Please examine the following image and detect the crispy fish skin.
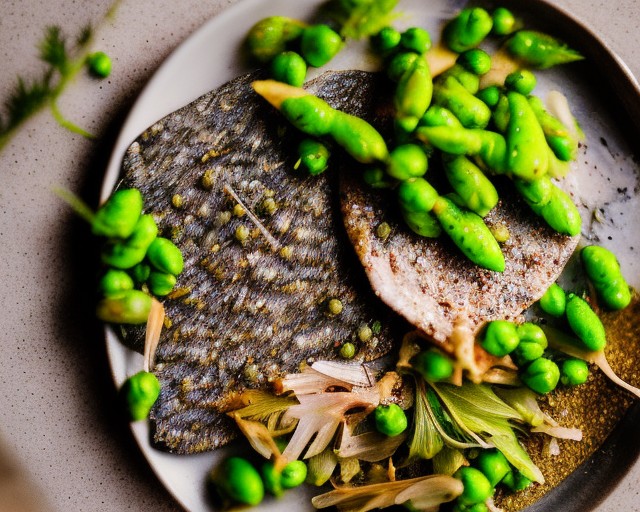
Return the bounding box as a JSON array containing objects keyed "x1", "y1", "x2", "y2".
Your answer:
[
  {"x1": 118, "y1": 71, "x2": 397, "y2": 454},
  {"x1": 340, "y1": 174, "x2": 580, "y2": 348}
]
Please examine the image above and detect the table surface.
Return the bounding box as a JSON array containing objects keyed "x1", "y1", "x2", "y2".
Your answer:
[{"x1": 1, "y1": 1, "x2": 639, "y2": 511}]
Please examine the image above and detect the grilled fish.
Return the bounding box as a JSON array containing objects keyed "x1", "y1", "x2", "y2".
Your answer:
[{"x1": 117, "y1": 71, "x2": 397, "y2": 454}]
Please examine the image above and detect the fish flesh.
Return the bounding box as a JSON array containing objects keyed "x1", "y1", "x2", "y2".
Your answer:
[
  {"x1": 340, "y1": 173, "x2": 580, "y2": 349},
  {"x1": 117, "y1": 70, "x2": 397, "y2": 454}
]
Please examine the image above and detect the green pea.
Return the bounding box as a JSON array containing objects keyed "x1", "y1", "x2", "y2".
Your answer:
[
  {"x1": 454, "y1": 466, "x2": 494, "y2": 505},
  {"x1": 387, "y1": 51, "x2": 419, "y2": 82},
  {"x1": 339, "y1": 342, "x2": 356, "y2": 359},
  {"x1": 98, "y1": 269, "x2": 134, "y2": 296},
  {"x1": 301, "y1": 24, "x2": 343, "y2": 67},
  {"x1": 120, "y1": 370, "x2": 160, "y2": 421},
  {"x1": 561, "y1": 358, "x2": 589, "y2": 386},
  {"x1": 442, "y1": 155, "x2": 498, "y2": 217},
  {"x1": 419, "y1": 105, "x2": 463, "y2": 129},
  {"x1": 504, "y1": 69, "x2": 537, "y2": 95},
  {"x1": 372, "y1": 26, "x2": 401, "y2": 54},
  {"x1": 402, "y1": 209, "x2": 442, "y2": 238},
  {"x1": 147, "y1": 237, "x2": 184, "y2": 275},
  {"x1": 432, "y1": 196, "x2": 505, "y2": 272},
  {"x1": 452, "y1": 503, "x2": 489, "y2": 512},
  {"x1": 281, "y1": 460, "x2": 308, "y2": 489},
  {"x1": 363, "y1": 167, "x2": 392, "y2": 189},
  {"x1": 502, "y1": 469, "x2": 532, "y2": 491},
  {"x1": 457, "y1": 49, "x2": 492, "y2": 76},
  {"x1": 539, "y1": 283, "x2": 566, "y2": 317},
  {"x1": 92, "y1": 188, "x2": 143, "y2": 239},
  {"x1": 565, "y1": 293, "x2": 607, "y2": 351},
  {"x1": 476, "y1": 86, "x2": 501, "y2": 108},
  {"x1": 96, "y1": 289, "x2": 152, "y2": 324},
  {"x1": 475, "y1": 449, "x2": 511, "y2": 487},
  {"x1": 374, "y1": 403, "x2": 408, "y2": 437},
  {"x1": 491, "y1": 7, "x2": 517, "y2": 36},
  {"x1": 481, "y1": 320, "x2": 519, "y2": 357},
  {"x1": 280, "y1": 95, "x2": 336, "y2": 137},
  {"x1": 212, "y1": 457, "x2": 264, "y2": 506},
  {"x1": 504, "y1": 30, "x2": 583, "y2": 69},
  {"x1": 260, "y1": 462, "x2": 283, "y2": 497},
  {"x1": 443, "y1": 7, "x2": 493, "y2": 53},
  {"x1": 512, "y1": 323, "x2": 547, "y2": 366},
  {"x1": 330, "y1": 111, "x2": 389, "y2": 163},
  {"x1": 246, "y1": 16, "x2": 305, "y2": 63},
  {"x1": 271, "y1": 51, "x2": 307, "y2": 87},
  {"x1": 581, "y1": 245, "x2": 631, "y2": 310},
  {"x1": 397, "y1": 177, "x2": 438, "y2": 213},
  {"x1": 296, "y1": 138, "x2": 330, "y2": 175},
  {"x1": 386, "y1": 144, "x2": 428, "y2": 180},
  {"x1": 130, "y1": 262, "x2": 151, "y2": 285},
  {"x1": 148, "y1": 271, "x2": 177, "y2": 297},
  {"x1": 102, "y1": 214, "x2": 158, "y2": 269},
  {"x1": 520, "y1": 357, "x2": 560, "y2": 394},
  {"x1": 87, "y1": 51, "x2": 112, "y2": 78},
  {"x1": 400, "y1": 27, "x2": 431, "y2": 54},
  {"x1": 412, "y1": 348, "x2": 454, "y2": 382}
]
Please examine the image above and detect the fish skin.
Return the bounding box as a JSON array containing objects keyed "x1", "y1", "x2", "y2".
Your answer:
[
  {"x1": 340, "y1": 173, "x2": 580, "y2": 348},
  {"x1": 117, "y1": 71, "x2": 397, "y2": 454}
]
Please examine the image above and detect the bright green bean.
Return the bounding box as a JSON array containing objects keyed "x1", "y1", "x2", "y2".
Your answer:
[
  {"x1": 301, "y1": 24, "x2": 343, "y2": 67},
  {"x1": 96, "y1": 289, "x2": 152, "y2": 324},
  {"x1": 280, "y1": 95, "x2": 337, "y2": 136},
  {"x1": 432, "y1": 196, "x2": 505, "y2": 272},
  {"x1": 481, "y1": 320, "x2": 519, "y2": 356},
  {"x1": 121, "y1": 370, "x2": 161, "y2": 421},
  {"x1": 476, "y1": 85, "x2": 501, "y2": 108},
  {"x1": 374, "y1": 403, "x2": 408, "y2": 436},
  {"x1": 581, "y1": 245, "x2": 631, "y2": 310},
  {"x1": 442, "y1": 154, "x2": 498, "y2": 217},
  {"x1": 296, "y1": 138, "x2": 330, "y2": 175},
  {"x1": 402, "y1": 209, "x2": 442, "y2": 237},
  {"x1": 147, "y1": 237, "x2": 184, "y2": 275},
  {"x1": 87, "y1": 51, "x2": 112, "y2": 78},
  {"x1": 565, "y1": 293, "x2": 607, "y2": 351},
  {"x1": 443, "y1": 7, "x2": 493, "y2": 53},
  {"x1": 520, "y1": 357, "x2": 560, "y2": 394},
  {"x1": 475, "y1": 449, "x2": 511, "y2": 487},
  {"x1": 102, "y1": 214, "x2": 159, "y2": 269},
  {"x1": 271, "y1": 51, "x2": 307, "y2": 87},
  {"x1": 454, "y1": 466, "x2": 494, "y2": 505},
  {"x1": 98, "y1": 269, "x2": 134, "y2": 296},
  {"x1": 433, "y1": 75, "x2": 491, "y2": 129},
  {"x1": 246, "y1": 16, "x2": 306, "y2": 63},
  {"x1": 491, "y1": 7, "x2": 517, "y2": 36},
  {"x1": 527, "y1": 95, "x2": 578, "y2": 162},
  {"x1": 212, "y1": 457, "x2": 264, "y2": 506},
  {"x1": 386, "y1": 144, "x2": 428, "y2": 180},
  {"x1": 394, "y1": 53, "x2": 433, "y2": 132},
  {"x1": 330, "y1": 110, "x2": 389, "y2": 163},
  {"x1": 148, "y1": 271, "x2": 177, "y2": 297},
  {"x1": 505, "y1": 30, "x2": 584, "y2": 69},
  {"x1": 504, "y1": 69, "x2": 537, "y2": 95},
  {"x1": 539, "y1": 282, "x2": 566, "y2": 317},
  {"x1": 372, "y1": 26, "x2": 401, "y2": 54},
  {"x1": 412, "y1": 348, "x2": 454, "y2": 382},
  {"x1": 512, "y1": 322, "x2": 548, "y2": 366},
  {"x1": 560, "y1": 358, "x2": 589, "y2": 386},
  {"x1": 397, "y1": 177, "x2": 438, "y2": 213},
  {"x1": 457, "y1": 48, "x2": 492, "y2": 76},
  {"x1": 419, "y1": 105, "x2": 463, "y2": 129},
  {"x1": 281, "y1": 460, "x2": 308, "y2": 489},
  {"x1": 260, "y1": 462, "x2": 284, "y2": 497},
  {"x1": 92, "y1": 188, "x2": 143, "y2": 239},
  {"x1": 399, "y1": 27, "x2": 432, "y2": 54}
]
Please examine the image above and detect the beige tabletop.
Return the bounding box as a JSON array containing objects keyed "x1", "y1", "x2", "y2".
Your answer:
[{"x1": 1, "y1": 1, "x2": 639, "y2": 511}]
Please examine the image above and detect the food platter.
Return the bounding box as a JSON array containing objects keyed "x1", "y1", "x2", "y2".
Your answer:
[{"x1": 102, "y1": 0, "x2": 640, "y2": 511}]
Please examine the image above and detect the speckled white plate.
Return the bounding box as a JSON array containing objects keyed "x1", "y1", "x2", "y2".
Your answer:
[{"x1": 103, "y1": 0, "x2": 640, "y2": 511}]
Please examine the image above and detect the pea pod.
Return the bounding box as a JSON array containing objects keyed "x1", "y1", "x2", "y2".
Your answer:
[
  {"x1": 254, "y1": 80, "x2": 388, "y2": 163},
  {"x1": 245, "y1": 16, "x2": 306, "y2": 63},
  {"x1": 394, "y1": 53, "x2": 433, "y2": 132},
  {"x1": 96, "y1": 289, "x2": 152, "y2": 324},
  {"x1": 504, "y1": 91, "x2": 549, "y2": 180},
  {"x1": 433, "y1": 75, "x2": 491, "y2": 129},
  {"x1": 443, "y1": 7, "x2": 493, "y2": 53},
  {"x1": 565, "y1": 293, "x2": 607, "y2": 351},
  {"x1": 581, "y1": 245, "x2": 631, "y2": 310},
  {"x1": 432, "y1": 195, "x2": 505, "y2": 272},
  {"x1": 92, "y1": 188, "x2": 143, "y2": 239},
  {"x1": 414, "y1": 125, "x2": 507, "y2": 173},
  {"x1": 102, "y1": 214, "x2": 158, "y2": 269},
  {"x1": 528, "y1": 95, "x2": 578, "y2": 162},
  {"x1": 442, "y1": 154, "x2": 498, "y2": 217},
  {"x1": 504, "y1": 30, "x2": 584, "y2": 69}
]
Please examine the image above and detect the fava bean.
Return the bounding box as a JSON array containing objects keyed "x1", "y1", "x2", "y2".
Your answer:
[
  {"x1": 565, "y1": 293, "x2": 607, "y2": 351},
  {"x1": 505, "y1": 30, "x2": 584, "y2": 69},
  {"x1": 261, "y1": 462, "x2": 284, "y2": 497},
  {"x1": 443, "y1": 7, "x2": 493, "y2": 53},
  {"x1": 412, "y1": 348, "x2": 454, "y2": 382},
  {"x1": 454, "y1": 466, "x2": 494, "y2": 505},
  {"x1": 402, "y1": 209, "x2": 442, "y2": 237},
  {"x1": 296, "y1": 138, "x2": 330, "y2": 175},
  {"x1": 281, "y1": 460, "x2": 308, "y2": 488},
  {"x1": 419, "y1": 105, "x2": 463, "y2": 129},
  {"x1": 96, "y1": 289, "x2": 152, "y2": 324},
  {"x1": 394, "y1": 53, "x2": 433, "y2": 132},
  {"x1": 512, "y1": 322, "x2": 548, "y2": 366},
  {"x1": 387, "y1": 144, "x2": 428, "y2": 180},
  {"x1": 399, "y1": 27, "x2": 432, "y2": 54},
  {"x1": 121, "y1": 370, "x2": 161, "y2": 421},
  {"x1": 442, "y1": 154, "x2": 498, "y2": 217},
  {"x1": 148, "y1": 271, "x2": 177, "y2": 297},
  {"x1": 372, "y1": 26, "x2": 401, "y2": 54},
  {"x1": 433, "y1": 75, "x2": 491, "y2": 129},
  {"x1": 475, "y1": 449, "x2": 511, "y2": 487},
  {"x1": 502, "y1": 469, "x2": 532, "y2": 492},
  {"x1": 147, "y1": 237, "x2": 184, "y2": 275},
  {"x1": 457, "y1": 48, "x2": 492, "y2": 76},
  {"x1": 520, "y1": 357, "x2": 560, "y2": 394},
  {"x1": 92, "y1": 188, "x2": 143, "y2": 239},
  {"x1": 491, "y1": 7, "x2": 517, "y2": 36},
  {"x1": 130, "y1": 262, "x2": 151, "y2": 285},
  {"x1": 539, "y1": 282, "x2": 566, "y2": 317},
  {"x1": 561, "y1": 358, "x2": 589, "y2": 386},
  {"x1": 504, "y1": 69, "x2": 536, "y2": 95},
  {"x1": 212, "y1": 457, "x2": 264, "y2": 506},
  {"x1": 98, "y1": 269, "x2": 134, "y2": 296},
  {"x1": 397, "y1": 177, "x2": 438, "y2": 213},
  {"x1": 476, "y1": 85, "x2": 501, "y2": 108},
  {"x1": 481, "y1": 320, "x2": 519, "y2": 357},
  {"x1": 271, "y1": 51, "x2": 307, "y2": 87},
  {"x1": 102, "y1": 214, "x2": 158, "y2": 269},
  {"x1": 581, "y1": 245, "x2": 631, "y2": 310},
  {"x1": 246, "y1": 16, "x2": 306, "y2": 63},
  {"x1": 301, "y1": 24, "x2": 343, "y2": 67}
]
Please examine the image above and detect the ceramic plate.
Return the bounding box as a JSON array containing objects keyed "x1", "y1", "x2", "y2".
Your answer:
[{"x1": 103, "y1": 0, "x2": 640, "y2": 510}]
